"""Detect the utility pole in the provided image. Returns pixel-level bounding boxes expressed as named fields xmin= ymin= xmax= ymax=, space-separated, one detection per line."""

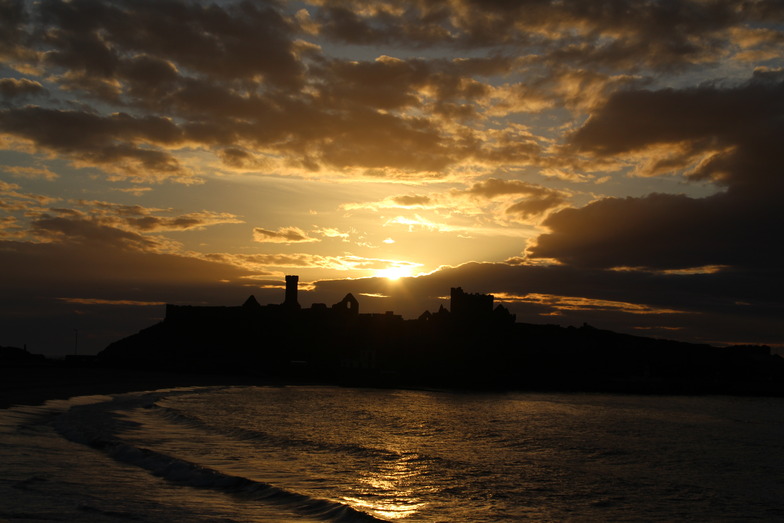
xmin=74 ymin=328 xmax=78 ymax=356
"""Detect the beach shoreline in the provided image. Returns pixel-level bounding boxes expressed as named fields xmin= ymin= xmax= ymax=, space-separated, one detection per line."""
xmin=4 ymin=358 xmax=784 ymax=410
xmin=0 ymin=364 xmax=264 ymax=410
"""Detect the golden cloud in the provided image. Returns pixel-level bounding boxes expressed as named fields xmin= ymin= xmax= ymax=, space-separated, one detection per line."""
xmin=494 ymin=292 xmax=684 ymax=315
xmin=253 ymin=226 xmax=319 ymax=243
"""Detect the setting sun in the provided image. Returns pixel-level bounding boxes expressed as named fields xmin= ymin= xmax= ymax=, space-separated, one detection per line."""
xmin=376 ymin=266 xmax=414 ymax=281
xmin=3 ymin=1 xmax=784 ymax=519
xmin=0 ymin=0 xmax=781 ymax=356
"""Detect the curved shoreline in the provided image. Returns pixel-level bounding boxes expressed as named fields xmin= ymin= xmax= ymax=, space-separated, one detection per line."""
xmin=4 ymin=360 xmax=784 ymax=410
xmin=0 ymin=365 xmax=263 ymax=409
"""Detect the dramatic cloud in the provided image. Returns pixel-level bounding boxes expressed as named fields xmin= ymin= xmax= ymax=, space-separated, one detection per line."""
xmin=460 ymin=178 xmax=569 ymax=219
xmin=311 ymin=261 xmax=783 ymax=347
xmin=0 ymin=181 xmax=58 ymax=214
xmin=0 ymin=107 xmax=193 ymax=182
xmin=75 ymin=202 xmax=244 ymax=232
xmin=344 ymin=179 xmax=568 ymax=231
xmin=312 ymin=227 xmax=351 ymax=241
xmin=30 ymin=215 xmax=164 ymax=250
xmin=569 ymin=70 xmax=784 ymax=165
xmin=1 ymin=0 xmax=783 ymax=355
xmin=57 ymin=298 xmax=167 ymax=307
xmin=531 ymin=72 xmax=784 ymax=271
xmin=391 ymin=194 xmax=433 ymax=207
xmin=1 ymin=165 xmax=59 ymax=180
xmin=505 ymin=194 xmax=567 ymax=221
xmin=217 ymin=148 xmax=271 ymax=171
xmin=527 ymin=191 xmax=777 ymax=270
xmin=253 ymin=226 xmax=319 ymax=244
xmin=16 ymin=203 xmax=243 ymax=247
xmin=0 ymin=236 xmax=272 ymax=354
xmin=38 ymin=0 xmax=303 ymax=86
xmin=0 ymin=78 xmax=46 ymax=100
xmin=202 ymin=252 xmax=420 ymax=275
xmin=204 ymin=252 xmax=333 ymax=269
xmin=310 ymin=0 xmax=784 ymax=70
xmin=0 ymin=0 xmax=685 ymax=182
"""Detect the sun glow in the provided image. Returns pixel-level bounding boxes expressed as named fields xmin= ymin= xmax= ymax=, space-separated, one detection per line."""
xmin=376 ymin=266 xmax=413 ymax=280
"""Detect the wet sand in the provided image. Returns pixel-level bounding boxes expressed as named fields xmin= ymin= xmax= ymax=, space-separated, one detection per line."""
xmin=0 ymin=364 xmax=263 ymax=409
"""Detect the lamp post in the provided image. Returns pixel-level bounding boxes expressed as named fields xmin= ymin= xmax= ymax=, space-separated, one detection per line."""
xmin=73 ymin=328 xmax=78 ymax=356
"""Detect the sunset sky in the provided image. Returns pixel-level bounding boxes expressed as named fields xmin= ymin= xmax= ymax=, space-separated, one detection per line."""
xmin=1 ymin=0 xmax=782 ymax=356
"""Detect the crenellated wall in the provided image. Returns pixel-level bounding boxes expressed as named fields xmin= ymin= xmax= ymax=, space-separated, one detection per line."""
xmin=450 ymin=287 xmax=494 ymax=319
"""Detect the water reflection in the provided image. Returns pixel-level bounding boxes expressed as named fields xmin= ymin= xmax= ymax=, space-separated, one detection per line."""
xmin=344 ymin=452 xmax=429 ymax=519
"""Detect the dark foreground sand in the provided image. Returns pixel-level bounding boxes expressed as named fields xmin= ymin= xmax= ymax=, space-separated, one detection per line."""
xmin=0 ymin=365 xmax=263 ymax=409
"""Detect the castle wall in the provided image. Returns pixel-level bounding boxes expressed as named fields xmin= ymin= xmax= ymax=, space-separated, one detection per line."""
xmin=285 ymin=275 xmax=300 ymax=308
xmin=450 ymin=287 xmax=494 ymax=318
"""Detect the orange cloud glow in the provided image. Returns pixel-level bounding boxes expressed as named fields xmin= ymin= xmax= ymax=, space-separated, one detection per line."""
xmin=1 ymin=0 xmax=782 ymax=355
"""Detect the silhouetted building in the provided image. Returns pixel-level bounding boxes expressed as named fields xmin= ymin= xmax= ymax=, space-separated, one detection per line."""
xmin=493 ymin=303 xmax=516 ymax=323
xmin=100 ymin=274 xmax=784 ymax=396
xmin=451 ymin=287 xmax=494 ymax=319
xmin=243 ymin=295 xmax=261 ymax=309
xmin=285 ymin=275 xmax=300 ymax=309
xmin=332 ymin=293 xmax=359 ymax=315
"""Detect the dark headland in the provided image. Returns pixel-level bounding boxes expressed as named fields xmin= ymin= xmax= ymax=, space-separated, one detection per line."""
xmin=4 ymin=275 xmax=783 ymax=407
xmin=97 ymin=276 xmax=784 ymax=395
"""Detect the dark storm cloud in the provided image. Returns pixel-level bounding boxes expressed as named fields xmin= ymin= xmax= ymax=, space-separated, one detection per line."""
xmin=464 ymin=178 xmax=561 ymax=199
xmin=2 ymin=42 xmax=503 ymax=177
xmin=2 ymin=0 xmax=783 ymax=182
xmin=0 ymin=107 xmax=191 ymax=181
xmin=0 ymin=0 xmax=29 ymax=62
xmin=529 ymin=192 xmax=767 ymax=269
xmin=505 ymin=194 xmax=566 ymax=220
xmin=298 ymin=107 xmax=454 ymax=173
xmin=304 ymin=44 xmax=784 ymax=347
xmin=31 ymin=215 xmax=164 ymax=251
xmin=530 ymin=72 xmax=784 ymax=270
xmin=307 ymin=2 xmax=457 ymax=47
xmin=311 ymin=261 xmax=783 ymax=347
xmin=0 ymin=237 xmax=273 ymax=355
xmin=0 ymin=0 xmax=642 ymax=180
xmin=313 ymin=55 xmax=502 ymax=112
xmin=0 ymin=195 xmax=262 ymax=355
xmin=460 ymin=178 xmax=568 ymax=219
xmin=218 ymin=148 xmax=269 ymax=170
xmin=0 ymin=107 xmax=185 ymax=147
xmin=22 ymin=203 xmax=243 ymax=250
xmin=6 ymin=0 xmax=722 ymax=180
xmin=2 ymin=0 xmax=783 ymax=354
xmin=39 ymin=0 xmax=302 ymax=86
xmin=84 ymin=202 xmax=243 ymax=232
xmin=310 ymin=0 xmax=784 ymax=70
xmin=569 ymin=70 xmax=784 ymax=161
xmin=0 ymin=239 xmax=250 ymax=289
xmin=0 ymin=78 xmax=46 ymax=100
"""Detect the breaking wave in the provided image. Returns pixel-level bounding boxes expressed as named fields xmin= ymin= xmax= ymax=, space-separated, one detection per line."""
xmin=52 ymin=388 xmax=385 ymax=523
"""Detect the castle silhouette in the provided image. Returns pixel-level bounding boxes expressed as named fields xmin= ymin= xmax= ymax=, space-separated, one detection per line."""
xmin=100 ymin=275 xmax=783 ymax=395
xmin=163 ymin=275 xmax=514 ymax=326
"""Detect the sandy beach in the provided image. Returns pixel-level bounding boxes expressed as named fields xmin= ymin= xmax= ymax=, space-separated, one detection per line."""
xmin=0 ymin=364 xmax=264 ymax=409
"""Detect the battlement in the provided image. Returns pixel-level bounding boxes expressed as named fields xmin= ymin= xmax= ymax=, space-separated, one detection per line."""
xmin=285 ymin=275 xmax=300 ymax=308
xmin=162 ymin=280 xmax=510 ymax=331
xmin=450 ymin=287 xmax=494 ymax=318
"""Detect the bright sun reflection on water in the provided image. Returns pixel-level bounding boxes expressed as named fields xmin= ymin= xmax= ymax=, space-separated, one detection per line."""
xmin=342 ymin=453 xmax=428 ymax=519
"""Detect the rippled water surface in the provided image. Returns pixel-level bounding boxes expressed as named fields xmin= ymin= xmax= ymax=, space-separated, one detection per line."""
xmin=2 ymin=386 xmax=784 ymax=521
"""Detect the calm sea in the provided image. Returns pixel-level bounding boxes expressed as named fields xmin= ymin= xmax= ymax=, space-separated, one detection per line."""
xmin=1 ymin=385 xmax=783 ymax=522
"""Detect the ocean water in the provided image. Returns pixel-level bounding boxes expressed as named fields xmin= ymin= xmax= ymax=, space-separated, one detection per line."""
xmin=1 ymin=386 xmax=783 ymax=522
